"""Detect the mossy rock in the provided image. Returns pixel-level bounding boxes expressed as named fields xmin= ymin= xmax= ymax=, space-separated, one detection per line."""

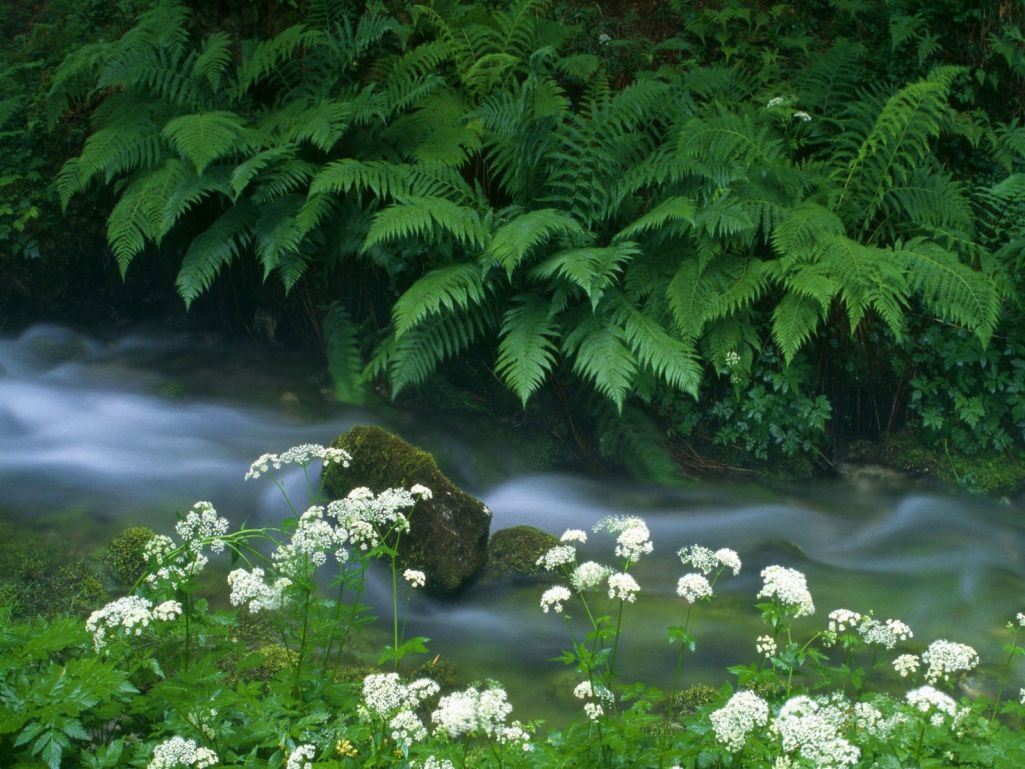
xmin=102 ymin=526 xmax=156 ymax=589
xmin=481 ymin=526 xmax=559 ymax=585
xmin=323 ymin=426 xmax=491 ymax=594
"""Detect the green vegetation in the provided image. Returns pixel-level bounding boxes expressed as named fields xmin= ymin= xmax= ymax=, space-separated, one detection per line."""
xmin=7 ymin=0 xmax=1025 ymax=483
xmin=2 ymin=444 xmax=1025 ymax=768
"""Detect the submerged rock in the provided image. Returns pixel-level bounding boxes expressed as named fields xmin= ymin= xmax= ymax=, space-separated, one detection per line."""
xmin=481 ymin=525 xmax=559 ymax=585
xmin=322 ymin=426 xmax=491 ymax=594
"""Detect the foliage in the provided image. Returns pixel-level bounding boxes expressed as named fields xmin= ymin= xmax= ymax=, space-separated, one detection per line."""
xmin=3 ymin=448 xmax=1025 ymax=768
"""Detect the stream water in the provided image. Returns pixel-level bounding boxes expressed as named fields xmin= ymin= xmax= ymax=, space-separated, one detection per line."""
xmin=2 ymin=324 xmax=1023 ymax=722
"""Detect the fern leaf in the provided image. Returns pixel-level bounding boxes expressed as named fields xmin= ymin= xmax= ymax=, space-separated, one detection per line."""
xmin=487 ymin=209 xmax=585 ymax=277
xmin=564 ymin=319 xmax=637 ymax=412
xmin=392 ymin=263 xmax=488 ymax=336
xmin=363 ymin=196 xmax=487 ymax=251
xmin=176 ymin=204 xmax=255 ymax=307
xmin=162 ymin=111 xmax=248 ymax=174
xmin=614 ymin=196 xmax=695 ymax=242
xmin=323 ymin=302 xmax=367 ymax=404
xmin=618 ymin=303 xmax=701 ymax=396
xmin=531 ymin=242 xmax=640 ymax=310
xmin=771 ymin=292 xmax=824 ymax=364
xmin=495 ymin=295 xmax=560 ymax=405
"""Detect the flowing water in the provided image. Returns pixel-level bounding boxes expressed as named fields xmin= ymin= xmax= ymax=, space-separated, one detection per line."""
xmin=2 ymin=324 xmax=1023 ymax=722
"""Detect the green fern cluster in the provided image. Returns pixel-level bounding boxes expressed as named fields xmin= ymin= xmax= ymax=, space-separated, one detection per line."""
xmin=53 ymin=0 xmax=1025 ymax=471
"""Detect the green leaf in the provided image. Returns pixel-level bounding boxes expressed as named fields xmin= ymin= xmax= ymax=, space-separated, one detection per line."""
xmin=487 ymin=209 xmax=585 ymax=278
xmin=162 ymin=111 xmax=249 ymax=174
xmin=392 ymin=263 xmax=488 ymax=336
xmin=495 ymin=295 xmax=560 ymax=405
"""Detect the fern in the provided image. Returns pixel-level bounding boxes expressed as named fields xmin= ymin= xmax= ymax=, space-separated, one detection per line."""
xmin=176 ymin=203 xmax=255 ymax=306
xmin=564 ymin=318 xmax=637 ymax=411
xmin=363 ymin=196 xmax=487 ymax=252
xmin=391 ymin=263 xmax=489 ymax=336
xmin=487 ymin=208 xmax=584 ymax=277
xmin=495 ymin=294 xmax=560 ymax=405
xmin=531 ymin=243 xmax=640 ymax=310
xmin=162 ymin=111 xmax=249 ymax=174
xmin=617 ymin=301 xmax=702 ymax=396
xmin=323 ymin=302 xmax=368 ymax=404
xmin=771 ymin=292 xmax=825 ymax=365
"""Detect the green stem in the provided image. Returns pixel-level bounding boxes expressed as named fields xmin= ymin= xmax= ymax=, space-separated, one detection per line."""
xmin=991 ymin=627 xmax=1019 ymax=723
xmin=294 ymin=587 xmax=312 ymax=698
xmin=391 ymin=533 xmax=402 ymax=670
xmin=321 ymin=576 xmax=347 ymax=677
xmin=183 ymin=592 xmax=191 ymax=673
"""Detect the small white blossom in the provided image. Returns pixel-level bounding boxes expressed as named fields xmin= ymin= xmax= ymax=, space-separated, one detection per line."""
xmin=571 ymin=561 xmax=611 ymax=591
xmin=390 ymin=709 xmax=428 ymax=752
xmin=245 ymin=444 xmax=351 ymax=480
xmin=906 ymin=685 xmax=959 ymax=726
xmin=793 ymin=110 xmax=812 ymax=122
xmin=921 ymin=640 xmax=979 ymax=684
xmin=607 ymin=572 xmax=640 ymax=602
xmin=227 ymin=567 xmax=291 ymax=613
xmin=152 ymin=600 xmax=183 ymax=622
xmin=758 ymin=565 xmax=815 ymax=617
xmin=775 ymin=696 xmax=859 ymax=768
xmin=756 ymin=635 xmax=777 ymax=658
xmin=403 ymin=569 xmax=426 ymax=588
xmin=560 ymin=528 xmax=587 ymax=543
xmin=87 ymin=596 xmax=179 ymax=650
xmin=859 ymin=617 xmax=913 ymax=649
xmin=715 ymin=548 xmax=742 ymax=575
xmin=678 ymin=545 xmax=718 ymax=574
xmin=148 ymin=737 xmax=219 ymax=769
xmin=286 ymin=744 xmax=316 ymax=769
xmin=1016 ymin=611 xmax=1025 ymax=627
xmin=676 ymin=573 xmax=713 ymax=603
xmin=598 ymin=32 xmax=611 ymax=45
xmin=432 ymin=685 xmax=516 ymax=740
xmin=540 ymin=585 xmax=572 ymax=614
xmin=410 ymin=484 xmax=433 ymax=499
xmin=584 ymin=702 xmax=604 ymax=720
xmin=615 ymin=522 xmax=653 ymax=563
xmin=536 ymin=545 xmax=577 ymax=571
xmin=766 ymin=96 xmax=788 ymax=108
xmin=175 ymin=501 xmax=229 ymax=554
xmin=419 ymin=759 xmax=455 ymax=769
xmin=709 ymin=691 xmax=769 ymax=752
xmin=362 ymin=673 xmax=439 ymax=718
xmin=1019 ymin=688 xmax=1025 ymax=705
xmin=828 ymin=609 xmax=862 ymax=634
xmin=893 ymin=654 xmax=920 ymax=678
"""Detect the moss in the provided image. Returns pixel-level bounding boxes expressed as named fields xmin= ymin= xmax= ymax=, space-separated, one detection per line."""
xmin=323 ymin=426 xmax=491 ymax=594
xmin=481 ymin=526 xmax=560 ymax=584
xmin=0 ymin=522 xmax=109 ymax=618
xmin=665 ymin=683 xmax=718 ymax=718
xmin=241 ymin=644 xmax=299 ymax=681
xmin=102 ymin=526 xmax=156 ymax=589
xmin=883 ymin=431 xmax=1025 ymax=495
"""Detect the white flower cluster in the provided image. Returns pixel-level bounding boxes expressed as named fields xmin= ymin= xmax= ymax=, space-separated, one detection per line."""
xmin=893 ymin=654 xmax=920 ymax=678
xmin=614 ymin=521 xmax=653 ymax=563
xmin=921 ymin=639 xmax=979 ymax=684
xmin=327 ymin=485 xmax=429 ymax=551
xmin=573 ymin=679 xmax=613 ymax=720
xmin=571 ymin=561 xmax=611 ymax=591
xmin=827 ymin=609 xmax=861 ymax=634
xmin=227 ymin=567 xmax=291 ymax=613
xmin=175 ymin=501 xmax=229 ymax=554
xmin=853 ymin=700 xmax=908 ymax=740
xmin=390 ymin=709 xmax=428 ymax=752
xmin=1016 ymin=611 xmax=1025 ymax=627
xmin=678 ymin=545 xmax=741 ymax=576
xmin=431 ymin=684 xmax=528 ymax=746
xmin=361 ymin=673 xmax=439 ymax=718
xmin=86 ymin=596 xmax=179 ymax=650
xmin=607 ymin=572 xmax=640 ymax=602
xmin=756 ymin=635 xmax=777 ymax=658
xmin=905 ymin=685 xmax=960 ymax=726
xmin=676 ymin=573 xmax=713 ymax=603
xmin=273 ymin=505 xmax=348 ymax=575
xmin=536 ymin=545 xmax=577 ymax=571
xmin=404 ymin=569 xmax=426 ymax=588
xmin=245 ymin=443 xmax=352 ymax=480
xmin=285 ymin=744 xmax=316 ymax=769
xmin=148 ymin=737 xmax=218 ymax=769
xmin=417 ymin=759 xmax=455 ymax=769
xmin=859 ymin=617 xmax=913 ymax=649
xmin=560 ymin=529 xmax=587 ymax=543
xmin=758 ymin=565 xmax=815 ymax=617
xmin=709 ymin=691 xmax=769 ymax=752
xmin=540 ymin=585 xmax=572 ymax=614
xmin=775 ymin=695 xmax=859 ymax=769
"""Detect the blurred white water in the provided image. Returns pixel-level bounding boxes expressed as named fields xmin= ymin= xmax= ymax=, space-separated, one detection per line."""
xmin=2 ymin=323 xmax=1023 ymax=717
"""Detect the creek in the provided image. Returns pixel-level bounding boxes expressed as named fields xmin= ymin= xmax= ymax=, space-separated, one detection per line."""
xmin=2 ymin=324 xmax=1023 ymax=721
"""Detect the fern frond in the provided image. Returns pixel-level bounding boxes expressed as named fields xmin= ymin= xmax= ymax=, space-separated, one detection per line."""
xmin=193 ymin=32 xmax=233 ymax=91
xmin=614 ymin=196 xmax=695 ymax=242
xmin=617 ymin=302 xmax=701 ymax=396
xmin=487 ymin=209 xmax=585 ymax=277
xmin=176 ymin=203 xmax=255 ymax=307
xmin=229 ymin=145 xmax=297 ymax=198
xmin=495 ymin=294 xmax=560 ymax=405
xmin=392 ymin=263 xmax=489 ymax=336
xmin=162 ymin=111 xmax=249 ymax=174
xmin=159 ymin=166 xmax=231 ymax=238
xmin=771 ymin=292 xmax=824 ymax=364
xmin=531 ymin=242 xmax=640 ymax=310
xmin=563 ymin=318 xmax=637 ymax=411
xmin=235 ymin=25 xmax=325 ymax=95
xmin=323 ymin=302 xmax=367 ymax=404
xmin=363 ymin=196 xmax=487 ymax=251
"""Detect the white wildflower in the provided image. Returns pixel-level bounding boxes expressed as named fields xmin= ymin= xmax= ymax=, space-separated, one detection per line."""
xmin=560 ymin=529 xmax=587 ymax=543
xmin=410 ymin=484 xmax=432 ymax=500
xmin=793 ymin=110 xmax=812 ymax=122
xmin=893 ymin=654 xmax=920 ymax=678
xmin=536 ymin=545 xmax=577 ymax=571
xmin=766 ymin=96 xmax=788 ymax=108
xmin=758 ymin=565 xmax=815 ymax=617
xmin=827 ymin=609 xmax=862 ymax=634
xmin=859 ymin=617 xmax=913 ymax=649
xmin=921 ymin=640 xmax=978 ymax=684
xmin=286 ymin=744 xmax=317 ymax=769
xmin=607 ymin=572 xmax=640 ymax=602
xmin=709 ymin=691 xmax=769 ymax=752
xmin=615 ymin=522 xmax=653 ymax=563
xmin=756 ymin=635 xmax=777 ymax=658
xmin=678 ymin=545 xmax=718 ymax=574
xmin=148 ymin=737 xmax=219 ymax=769
xmin=227 ymin=567 xmax=291 ymax=613
xmin=327 ymin=486 xmax=419 ymax=551
xmin=676 ymin=573 xmax=713 ymax=603
xmin=390 ymin=709 xmax=428 ymax=752
xmin=570 ymin=561 xmax=611 ymax=591
xmin=432 ymin=685 xmax=515 ymax=739
xmin=175 ymin=501 xmax=229 ymax=554
xmin=87 ymin=596 xmax=159 ymax=650
xmin=419 ymin=759 xmax=455 ymax=769
xmin=245 ymin=443 xmax=351 ymax=480
xmin=152 ymin=600 xmax=183 ymax=622
xmin=362 ymin=673 xmax=439 ymax=717
xmin=540 ymin=585 xmax=572 ymax=614
xmin=598 ymin=32 xmax=611 ymax=45
xmin=715 ymin=548 xmax=742 ymax=575
xmin=906 ymin=685 xmax=959 ymax=726
xmin=775 ymin=695 xmax=859 ymax=769
xmin=403 ymin=569 xmax=426 ymax=588
xmin=584 ymin=702 xmax=604 ymax=720
xmin=593 ymin=514 xmax=647 ymax=534
xmin=1019 ymin=688 xmax=1025 ymax=705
